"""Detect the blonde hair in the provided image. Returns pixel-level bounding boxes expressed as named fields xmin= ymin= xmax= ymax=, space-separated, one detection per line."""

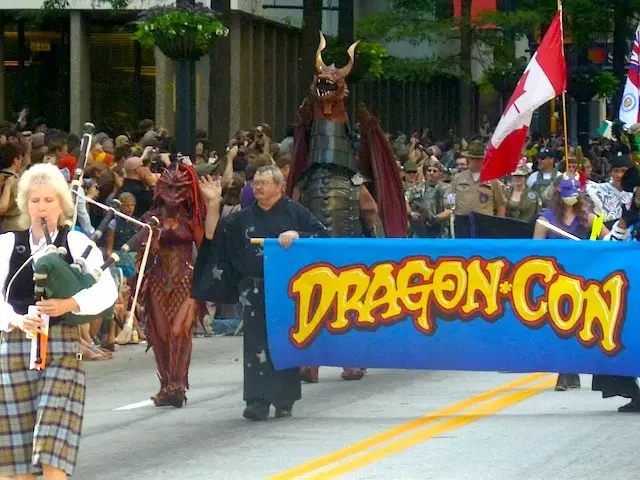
xmin=17 ymin=163 xmax=75 ymax=226
xmin=118 ymin=192 xmax=136 ymax=204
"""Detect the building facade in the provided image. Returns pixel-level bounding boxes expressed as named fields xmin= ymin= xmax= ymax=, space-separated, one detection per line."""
xmin=0 ymin=0 xmax=501 ymax=147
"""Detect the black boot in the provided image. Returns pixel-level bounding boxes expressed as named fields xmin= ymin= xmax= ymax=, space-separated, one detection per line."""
xmin=618 ymin=398 xmax=640 ymax=412
xmin=555 ymin=374 xmax=568 ymax=391
xmin=568 ymin=374 xmax=581 ymax=389
xmin=243 ymin=400 xmax=269 ymax=421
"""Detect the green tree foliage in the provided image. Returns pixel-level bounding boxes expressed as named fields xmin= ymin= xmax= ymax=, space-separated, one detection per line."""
xmin=357 ymin=0 xmax=640 ymax=89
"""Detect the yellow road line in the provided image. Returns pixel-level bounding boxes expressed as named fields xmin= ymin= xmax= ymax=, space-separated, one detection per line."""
xmin=307 ymin=376 xmax=557 ymax=479
xmin=269 ymin=372 xmax=552 ymax=480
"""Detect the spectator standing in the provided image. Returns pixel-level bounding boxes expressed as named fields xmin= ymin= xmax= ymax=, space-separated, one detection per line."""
xmin=446 ymin=140 xmax=506 ymax=217
xmin=505 ymin=160 xmax=541 ymax=222
xmin=118 ymin=156 xmax=156 ymax=217
xmin=0 ymin=143 xmax=28 ymax=232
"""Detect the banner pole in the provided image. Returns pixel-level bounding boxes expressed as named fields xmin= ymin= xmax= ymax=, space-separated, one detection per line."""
xmin=558 ymin=0 xmax=571 ymax=171
xmin=250 ymin=238 xmax=265 ymax=245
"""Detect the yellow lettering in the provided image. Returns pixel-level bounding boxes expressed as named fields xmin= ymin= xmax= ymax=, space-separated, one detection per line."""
xmin=579 ymin=275 xmax=626 ymax=353
xmin=462 ymin=259 xmax=505 ymax=316
xmin=287 ymin=255 xmax=628 ymax=357
xmin=333 ymin=268 xmax=370 ymax=329
xmin=396 ymin=259 xmax=434 ymax=333
xmin=361 ymin=263 xmax=402 ymax=324
xmin=432 ymin=260 xmax=467 ymax=311
xmin=511 ymin=259 xmax=556 ymax=324
xmin=547 ymin=275 xmax=584 ymax=332
xmin=290 ymin=266 xmax=339 ymax=346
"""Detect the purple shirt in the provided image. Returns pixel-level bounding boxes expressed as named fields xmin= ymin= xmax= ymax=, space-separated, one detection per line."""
xmin=240 ymin=181 xmax=255 ymax=209
xmin=538 ymin=210 xmax=589 ymax=239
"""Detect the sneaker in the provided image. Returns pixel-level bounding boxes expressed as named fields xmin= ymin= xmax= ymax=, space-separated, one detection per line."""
xmin=275 ymin=406 xmax=293 ymax=418
xmin=568 ymin=374 xmax=581 ymax=389
xmin=555 ymin=374 xmax=568 ymax=391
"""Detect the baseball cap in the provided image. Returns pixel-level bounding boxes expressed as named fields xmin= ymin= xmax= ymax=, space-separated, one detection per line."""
xmin=538 ymin=147 xmax=553 ymax=158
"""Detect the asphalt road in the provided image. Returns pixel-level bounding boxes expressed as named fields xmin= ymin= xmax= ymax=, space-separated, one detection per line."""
xmin=73 ymin=337 xmax=640 ymax=480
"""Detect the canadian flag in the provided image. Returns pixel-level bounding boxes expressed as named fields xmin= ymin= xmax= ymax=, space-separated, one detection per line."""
xmin=481 ymin=12 xmax=567 ymax=182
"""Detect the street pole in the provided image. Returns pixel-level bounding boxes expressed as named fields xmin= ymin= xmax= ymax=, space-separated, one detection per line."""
xmin=175 ymin=0 xmax=197 ymax=159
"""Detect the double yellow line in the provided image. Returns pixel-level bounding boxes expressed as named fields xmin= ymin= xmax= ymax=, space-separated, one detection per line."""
xmin=270 ymin=372 xmax=556 ymax=480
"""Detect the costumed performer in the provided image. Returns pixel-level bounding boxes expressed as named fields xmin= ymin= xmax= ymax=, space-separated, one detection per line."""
xmin=192 ymin=165 xmax=329 ymax=421
xmin=287 ymin=32 xmax=407 ymax=383
xmin=0 ymin=163 xmax=118 ymax=479
xmin=138 ymin=162 xmax=206 ymax=408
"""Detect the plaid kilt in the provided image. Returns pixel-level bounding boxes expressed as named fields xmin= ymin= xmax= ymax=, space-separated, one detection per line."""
xmin=0 ymin=323 xmax=85 ymax=477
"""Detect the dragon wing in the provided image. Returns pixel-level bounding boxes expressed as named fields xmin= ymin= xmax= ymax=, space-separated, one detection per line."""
xmin=356 ymin=104 xmax=407 ymax=238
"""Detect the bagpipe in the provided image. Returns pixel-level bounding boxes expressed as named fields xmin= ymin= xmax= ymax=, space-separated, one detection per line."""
xmin=17 ymin=122 xmax=158 ymax=369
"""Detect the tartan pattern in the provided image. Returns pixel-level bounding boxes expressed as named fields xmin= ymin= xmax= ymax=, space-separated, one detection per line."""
xmin=0 ymin=323 xmax=85 ymax=477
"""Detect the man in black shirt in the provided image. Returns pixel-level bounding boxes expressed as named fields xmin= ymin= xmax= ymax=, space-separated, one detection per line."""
xmin=118 ymin=156 xmax=156 ymax=217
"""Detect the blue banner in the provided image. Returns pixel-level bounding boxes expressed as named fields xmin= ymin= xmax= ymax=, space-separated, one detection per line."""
xmin=263 ymin=239 xmax=640 ymax=376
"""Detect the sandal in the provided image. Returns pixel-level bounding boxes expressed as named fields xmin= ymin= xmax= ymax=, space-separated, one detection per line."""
xmin=89 ymin=344 xmax=111 ymax=360
xmin=84 ymin=347 xmax=106 ymax=361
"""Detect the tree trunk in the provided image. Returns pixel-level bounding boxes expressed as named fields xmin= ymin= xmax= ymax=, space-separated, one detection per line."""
xmin=339 ymin=0 xmax=356 ymax=94
xmin=208 ymin=0 xmax=232 ymax=153
xmin=338 ymin=0 xmax=354 ymax=46
xmin=612 ymin=0 xmax=630 ymax=118
xmin=301 ymin=0 xmax=323 ymax=104
xmin=459 ymin=0 xmax=474 ymax=140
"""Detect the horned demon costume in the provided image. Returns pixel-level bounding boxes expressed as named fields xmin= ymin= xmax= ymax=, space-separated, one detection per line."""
xmin=139 ymin=164 xmax=205 ymax=408
xmin=287 ymin=32 xmax=407 ymax=383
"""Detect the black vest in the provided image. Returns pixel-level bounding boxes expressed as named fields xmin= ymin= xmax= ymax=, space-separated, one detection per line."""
xmin=6 ymin=228 xmax=73 ymax=321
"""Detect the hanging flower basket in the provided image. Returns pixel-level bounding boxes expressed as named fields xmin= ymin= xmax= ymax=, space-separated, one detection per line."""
xmin=133 ymin=2 xmax=229 ymax=60
xmin=481 ymin=60 xmax=528 ymax=97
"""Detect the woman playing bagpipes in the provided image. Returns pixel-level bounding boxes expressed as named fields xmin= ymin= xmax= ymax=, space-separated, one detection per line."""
xmin=0 ymin=164 xmax=118 ymax=479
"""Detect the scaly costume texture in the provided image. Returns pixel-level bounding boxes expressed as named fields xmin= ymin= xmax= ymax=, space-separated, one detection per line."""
xmin=139 ymin=164 xmax=205 ymax=407
xmin=287 ymin=32 xmax=407 ymax=382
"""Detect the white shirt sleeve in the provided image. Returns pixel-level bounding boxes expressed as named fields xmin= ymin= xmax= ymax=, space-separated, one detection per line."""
xmin=76 ymin=187 xmax=95 ymax=236
xmin=66 ymin=230 xmax=118 ymax=315
xmin=0 ymin=232 xmax=21 ymax=331
xmin=526 ymin=172 xmax=537 ymax=188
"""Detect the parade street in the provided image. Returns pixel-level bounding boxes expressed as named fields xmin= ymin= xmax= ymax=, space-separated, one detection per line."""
xmin=74 ymin=338 xmax=640 ymax=480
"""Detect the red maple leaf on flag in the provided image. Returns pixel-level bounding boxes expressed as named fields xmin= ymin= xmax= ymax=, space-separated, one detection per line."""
xmin=505 ymin=70 xmax=530 ymax=115
xmin=481 ymin=11 xmax=566 ymax=182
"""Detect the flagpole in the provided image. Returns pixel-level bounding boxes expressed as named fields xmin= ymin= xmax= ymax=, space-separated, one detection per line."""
xmin=558 ymin=0 xmax=571 ymax=171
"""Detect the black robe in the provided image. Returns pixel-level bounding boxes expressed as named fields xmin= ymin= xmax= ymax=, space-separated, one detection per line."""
xmin=192 ymin=196 xmax=329 ymax=407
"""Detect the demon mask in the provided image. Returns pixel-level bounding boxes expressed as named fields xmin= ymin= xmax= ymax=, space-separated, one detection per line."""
xmin=155 ymin=163 xmax=196 ymax=208
xmin=312 ymin=32 xmax=359 ymax=115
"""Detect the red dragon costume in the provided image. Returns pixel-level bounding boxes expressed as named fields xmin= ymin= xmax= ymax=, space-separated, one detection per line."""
xmin=138 ymin=163 xmax=205 ymax=407
xmin=287 ymin=32 xmax=407 ymax=383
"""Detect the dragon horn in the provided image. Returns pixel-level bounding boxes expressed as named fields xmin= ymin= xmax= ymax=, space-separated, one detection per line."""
xmin=316 ymin=31 xmax=328 ymax=72
xmin=338 ymin=39 xmax=361 ymax=78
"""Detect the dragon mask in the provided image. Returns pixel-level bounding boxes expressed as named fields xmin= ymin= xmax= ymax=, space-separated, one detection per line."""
xmin=312 ymin=32 xmax=360 ymax=111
